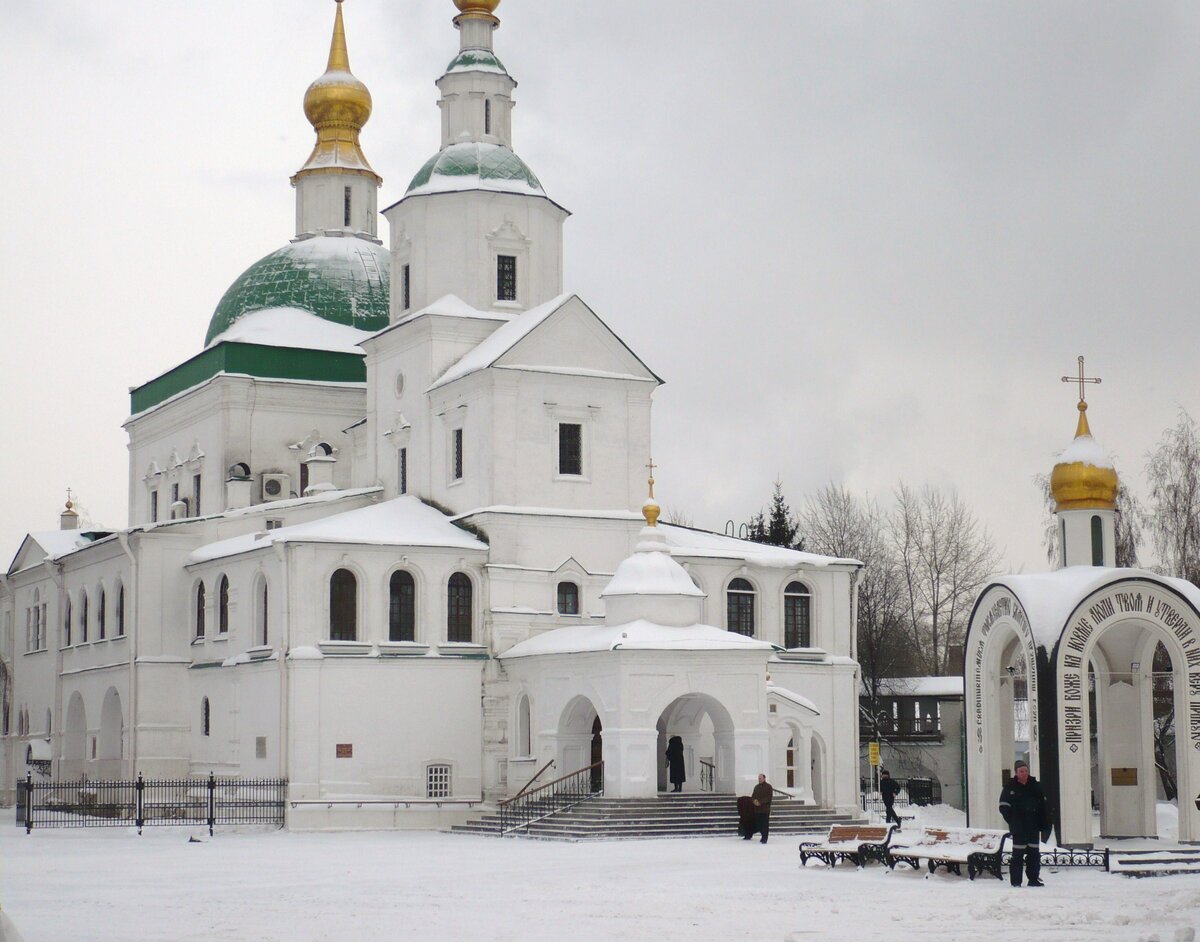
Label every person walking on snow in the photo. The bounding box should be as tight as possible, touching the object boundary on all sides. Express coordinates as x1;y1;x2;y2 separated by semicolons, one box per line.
879;769;902;829
750;773;773;844
998;759;1049;887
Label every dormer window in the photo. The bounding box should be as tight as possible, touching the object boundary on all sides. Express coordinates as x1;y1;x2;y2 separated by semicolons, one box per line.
497;255;517;302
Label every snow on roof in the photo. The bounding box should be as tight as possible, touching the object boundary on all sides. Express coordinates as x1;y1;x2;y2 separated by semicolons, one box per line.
455;506;642;522
188;496;487;565
1056;434;1114;469
992;567;1200;651
866;676;965;698
658;524;861;569
766;682;821;715
603;527;704;598
206;307;372;354
8;530;101;573
500;619;777;659
429;294;573;389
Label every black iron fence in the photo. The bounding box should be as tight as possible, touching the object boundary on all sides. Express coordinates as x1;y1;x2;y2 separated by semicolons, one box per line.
498;761;602;835
17;773;287;835
860;776;942;816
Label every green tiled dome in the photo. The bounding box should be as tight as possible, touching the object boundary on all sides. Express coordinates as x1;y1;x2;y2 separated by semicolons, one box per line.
205;237;390;346
406;142;544;196
445;49;508;75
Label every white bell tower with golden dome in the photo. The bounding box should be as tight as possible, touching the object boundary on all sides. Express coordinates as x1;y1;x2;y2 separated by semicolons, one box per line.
292;0;383;242
1051;358;1118;568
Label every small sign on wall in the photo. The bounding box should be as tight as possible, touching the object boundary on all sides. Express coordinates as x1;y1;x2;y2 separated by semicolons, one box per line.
1111;767;1138;786
336;743;353;759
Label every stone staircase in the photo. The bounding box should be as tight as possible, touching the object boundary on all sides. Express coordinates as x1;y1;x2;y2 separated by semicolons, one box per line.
450;792;864;841
1107;848;1200;877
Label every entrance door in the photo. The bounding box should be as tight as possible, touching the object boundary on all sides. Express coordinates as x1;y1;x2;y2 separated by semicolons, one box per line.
590;717;603;792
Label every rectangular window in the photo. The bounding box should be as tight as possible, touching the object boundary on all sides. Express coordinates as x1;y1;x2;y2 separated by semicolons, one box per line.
426;764;452;798
484;99;492;135
399;447;408;495
402;264;411;310
193;474;202;516
497;254;517;302
265;519;284;530
453;428;463;481
256;736;268;759
150;491;158;522
171;483;179;505
344;186;352;227
558;423;582;475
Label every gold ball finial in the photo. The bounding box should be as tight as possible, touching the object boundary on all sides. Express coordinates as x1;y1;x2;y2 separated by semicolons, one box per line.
642;459;661;527
303;1;372;133
453;0;501;26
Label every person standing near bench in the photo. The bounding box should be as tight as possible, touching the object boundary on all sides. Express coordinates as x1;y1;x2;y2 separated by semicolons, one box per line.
880;769;902;830
998;759;1048;887
751;773;773;844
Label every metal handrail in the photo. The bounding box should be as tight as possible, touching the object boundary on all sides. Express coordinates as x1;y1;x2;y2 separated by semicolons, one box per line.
498;760;602;835
699;759;715;792
509;759;555;803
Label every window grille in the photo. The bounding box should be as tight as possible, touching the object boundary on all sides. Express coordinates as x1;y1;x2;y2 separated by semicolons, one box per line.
399;448;408;495
389;571;416;642
344;186;352;227
447;573;472;643
453;428;464;480
97;590;106;640
218;576;230;634
193;474;202;516
116;584;125;637
558;423;582;475
80;591;89;644
259;581;269;646
427;764;451;798
64;599;72;647
726;578;755;637
330;569;357;641
150;491;158;523
196;582;206;639
171;483;179;505
402;264;411;311
201;698;210;737
557;581;580;615
484;99;491;135
784;582;811;648
497;255;517;302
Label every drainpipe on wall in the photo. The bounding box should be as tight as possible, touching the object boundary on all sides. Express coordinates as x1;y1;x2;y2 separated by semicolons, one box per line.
116;532;138;778
40;561;65;779
273;540;290;782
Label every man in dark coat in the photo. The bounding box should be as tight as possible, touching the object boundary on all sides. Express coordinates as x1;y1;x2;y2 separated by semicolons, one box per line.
751;773;773;844
666;736;685;792
998;759;1049;887
879;769;902;829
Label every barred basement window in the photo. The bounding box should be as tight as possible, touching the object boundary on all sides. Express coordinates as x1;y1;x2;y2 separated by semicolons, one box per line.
784;581;811;648
726;578;755;637
402;264;411;311
426;764;451;798
453;428;464;481
558;423;582;476
497;254;517;302
344;186;352;227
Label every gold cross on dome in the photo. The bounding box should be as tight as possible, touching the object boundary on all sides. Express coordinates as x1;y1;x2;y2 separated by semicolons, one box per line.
646;459;657;499
1061;355;1101;403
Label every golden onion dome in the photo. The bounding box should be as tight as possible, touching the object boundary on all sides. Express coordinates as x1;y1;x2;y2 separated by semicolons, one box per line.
294;1;379;182
454;0;502;16
1050;401;1119;511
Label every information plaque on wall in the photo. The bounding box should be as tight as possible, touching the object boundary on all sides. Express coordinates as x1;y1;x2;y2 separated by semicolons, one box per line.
1111;767;1137;786
336;743;353;759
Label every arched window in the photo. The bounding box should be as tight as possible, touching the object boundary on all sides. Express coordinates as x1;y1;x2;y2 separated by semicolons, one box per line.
79;589;89;644
389;571;416;642
726;578;755;637
115;583;125;637
64;598;72;647
32;591;41;650
784;581;812;649
447;573;473;643
484;98;492;135
218;576;230;634
557;581;580;616
195;582;206;639
330;569;357;641
97;587;106;640
201;697;210;737
1091;515;1104;566
518;695;531;757
256;579;269;646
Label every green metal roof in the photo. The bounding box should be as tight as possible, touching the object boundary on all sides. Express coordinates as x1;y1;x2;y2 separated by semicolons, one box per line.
445;49;508;75
205;236;390;346
406;142;544;195
130;342;366;415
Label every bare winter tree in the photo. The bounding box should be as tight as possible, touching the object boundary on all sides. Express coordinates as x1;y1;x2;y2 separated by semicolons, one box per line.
1146;409;1200;586
891;483;1001;676
1034;472;1145;568
662;506;694;529
801;485;912;730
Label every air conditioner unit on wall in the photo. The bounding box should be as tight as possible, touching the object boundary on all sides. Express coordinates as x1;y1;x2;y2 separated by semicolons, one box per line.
261;473;290;502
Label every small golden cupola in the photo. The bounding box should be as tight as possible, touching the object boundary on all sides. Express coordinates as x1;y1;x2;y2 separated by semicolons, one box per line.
1050;400;1119;512
293;0;380;183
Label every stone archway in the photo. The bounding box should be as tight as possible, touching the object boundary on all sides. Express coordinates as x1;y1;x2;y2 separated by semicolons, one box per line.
63;692;87;780
98;688;124;778
556;695;601;778
655;694;736;794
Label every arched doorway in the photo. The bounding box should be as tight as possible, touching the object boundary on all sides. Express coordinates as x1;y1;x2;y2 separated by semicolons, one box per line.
810;733;826;807
98;688;124;778
557;695;601;782
655;694;735;794
63;692;87;780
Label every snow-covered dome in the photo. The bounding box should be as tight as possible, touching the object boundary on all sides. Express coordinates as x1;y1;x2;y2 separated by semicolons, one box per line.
602;518;706;628
406;142;544;197
445;48;509;75
1050;401;1118;511
205;236;390;347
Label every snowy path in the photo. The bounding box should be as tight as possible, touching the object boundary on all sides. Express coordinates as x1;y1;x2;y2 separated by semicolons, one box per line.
2;824;1199;941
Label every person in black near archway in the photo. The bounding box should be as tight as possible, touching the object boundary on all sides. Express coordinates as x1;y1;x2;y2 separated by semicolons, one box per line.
665;736;685;792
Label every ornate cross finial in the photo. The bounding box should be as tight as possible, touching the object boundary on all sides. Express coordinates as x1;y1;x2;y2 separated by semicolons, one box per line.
646;459;657;499
1061;355;1101;403
65;487;75;510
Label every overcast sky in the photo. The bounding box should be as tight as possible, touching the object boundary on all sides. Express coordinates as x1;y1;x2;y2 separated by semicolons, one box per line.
3;0;1199;573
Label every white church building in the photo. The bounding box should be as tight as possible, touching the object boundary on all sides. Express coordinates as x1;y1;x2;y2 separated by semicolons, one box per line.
0;0;863;829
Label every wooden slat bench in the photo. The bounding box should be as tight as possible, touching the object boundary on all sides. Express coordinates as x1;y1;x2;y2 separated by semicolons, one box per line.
886;827;1010;879
799;824;897;868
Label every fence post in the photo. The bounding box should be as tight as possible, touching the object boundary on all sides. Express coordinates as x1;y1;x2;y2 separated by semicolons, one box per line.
207;772;215;837
24;771;32;834
135;773;145;835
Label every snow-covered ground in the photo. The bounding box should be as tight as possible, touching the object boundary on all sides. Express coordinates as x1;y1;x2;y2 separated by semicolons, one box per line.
2;807;1199;942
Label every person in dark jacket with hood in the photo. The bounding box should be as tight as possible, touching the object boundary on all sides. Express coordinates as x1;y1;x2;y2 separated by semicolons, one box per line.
998;759;1049;887
666;736;686;792
879;769;902;829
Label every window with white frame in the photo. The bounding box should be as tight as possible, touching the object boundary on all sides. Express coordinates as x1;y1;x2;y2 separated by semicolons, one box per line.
426;763;452;798
496;254;517;302
557;581;580;616
726;578;755;637
558;423;582;476
784;581;811;648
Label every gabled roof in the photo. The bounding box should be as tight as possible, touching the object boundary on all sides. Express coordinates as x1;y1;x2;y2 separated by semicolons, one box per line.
188;496;488;566
429;294;662;390
7;531;104;576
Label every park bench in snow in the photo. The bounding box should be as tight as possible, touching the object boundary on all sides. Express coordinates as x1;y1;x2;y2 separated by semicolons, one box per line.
798;824;897;868
886;826;1010;879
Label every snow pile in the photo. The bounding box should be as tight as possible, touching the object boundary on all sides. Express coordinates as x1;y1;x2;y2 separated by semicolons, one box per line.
501;619;774;658
660;522;861;569
206;307;372;354
603;526;704;598
1056;434;1114;469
